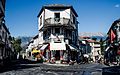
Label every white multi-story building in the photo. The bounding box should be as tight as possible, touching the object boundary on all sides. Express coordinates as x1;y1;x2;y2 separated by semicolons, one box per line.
79;37;101;62
26;39;34;59
36;4;79;62
88;40;101;62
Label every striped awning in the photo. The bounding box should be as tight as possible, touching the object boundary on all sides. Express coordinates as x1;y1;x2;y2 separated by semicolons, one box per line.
40;44;48;50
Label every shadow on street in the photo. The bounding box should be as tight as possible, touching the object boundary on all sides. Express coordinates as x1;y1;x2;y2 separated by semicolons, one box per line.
102;66;120;75
1;60;119;75
0;59;41;73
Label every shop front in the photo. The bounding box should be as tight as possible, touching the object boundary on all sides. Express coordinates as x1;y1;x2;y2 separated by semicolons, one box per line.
68;45;79;61
50;43;66;63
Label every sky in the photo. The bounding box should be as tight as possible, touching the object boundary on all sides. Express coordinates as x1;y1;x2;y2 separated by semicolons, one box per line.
5;0;120;37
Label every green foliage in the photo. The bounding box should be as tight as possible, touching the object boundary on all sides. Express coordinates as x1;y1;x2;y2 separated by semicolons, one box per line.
12;37;22;53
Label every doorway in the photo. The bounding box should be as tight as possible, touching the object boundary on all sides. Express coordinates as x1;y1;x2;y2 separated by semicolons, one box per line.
55;51;60;60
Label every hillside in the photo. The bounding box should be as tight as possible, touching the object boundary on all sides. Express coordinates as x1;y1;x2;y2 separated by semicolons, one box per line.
17;36;33;49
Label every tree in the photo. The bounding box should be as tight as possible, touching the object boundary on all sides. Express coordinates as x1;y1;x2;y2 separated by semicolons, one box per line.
12;37;22;53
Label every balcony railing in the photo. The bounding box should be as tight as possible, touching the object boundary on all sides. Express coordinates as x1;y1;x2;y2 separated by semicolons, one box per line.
44;18;76;29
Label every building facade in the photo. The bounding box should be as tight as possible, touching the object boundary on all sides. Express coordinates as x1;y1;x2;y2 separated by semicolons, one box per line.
104;19;120;65
79;36;101;62
37;4;79;62
26;4;79;63
0;0;14;66
0;0;5;19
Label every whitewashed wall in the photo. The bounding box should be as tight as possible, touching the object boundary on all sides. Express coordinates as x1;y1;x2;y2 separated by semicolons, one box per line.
37;7;78;46
38;32;44;44
94;44;101;56
33;38;39;47
90;43;100;56
38;11;44;30
28;43;34;51
45;9;70;19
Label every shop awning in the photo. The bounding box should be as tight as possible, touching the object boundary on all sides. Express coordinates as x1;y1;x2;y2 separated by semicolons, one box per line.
40;44;48;50
50;43;66;50
84;54;89;58
68;45;78;51
32;49;40;53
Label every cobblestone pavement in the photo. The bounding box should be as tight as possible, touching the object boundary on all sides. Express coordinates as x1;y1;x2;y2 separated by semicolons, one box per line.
0;60;107;75
102;66;120;75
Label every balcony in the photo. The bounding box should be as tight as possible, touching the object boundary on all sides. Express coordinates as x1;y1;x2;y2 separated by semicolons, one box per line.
44;18;76;29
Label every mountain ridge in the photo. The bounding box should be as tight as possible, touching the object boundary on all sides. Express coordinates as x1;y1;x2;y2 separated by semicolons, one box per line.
79;32;106;37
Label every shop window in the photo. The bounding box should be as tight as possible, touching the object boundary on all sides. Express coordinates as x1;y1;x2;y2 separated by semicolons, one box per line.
97;50;100;54
29;52;31;56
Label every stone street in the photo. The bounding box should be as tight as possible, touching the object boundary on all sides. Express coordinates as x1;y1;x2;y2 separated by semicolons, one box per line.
0;60;107;75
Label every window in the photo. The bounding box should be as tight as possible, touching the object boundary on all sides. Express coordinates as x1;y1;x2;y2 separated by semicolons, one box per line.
54;13;60;22
0;25;1;35
73;15;75;24
40;16;42;26
118;26;120;31
55;13;60;18
55;28;60;34
97;50;100;54
2;31;4;38
0;36;2;40
0;25;1;29
48;28;51;36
